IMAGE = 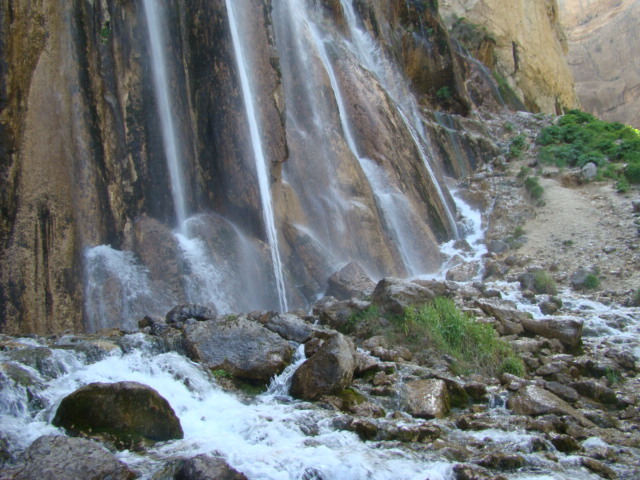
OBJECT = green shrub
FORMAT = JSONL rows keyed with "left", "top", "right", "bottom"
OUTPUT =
{"left": 524, "top": 176, "right": 544, "bottom": 200}
{"left": 499, "top": 356, "right": 525, "bottom": 377}
{"left": 436, "top": 86, "right": 452, "bottom": 100}
{"left": 508, "top": 134, "right": 528, "bottom": 159}
{"left": 403, "top": 298, "right": 523, "bottom": 376}
{"left": 537, "top": 110, "right": 640, "bottom": 183}
{"left": 513, "top": 225, "right": 526, "bottom": 238}
{"left": 532, "top": 270, "right": 557, "bottom": 295}
{"left": 583, "top": 274, "right": 600, "bottom": 290}
{"left": 517, "top": 166, "right": 532, "bottom": 180}
{"left": 624, "top": 163, "right": 640, "bottom": 184}
{"left": 632, "top": 289, "right": 640, "bottom": 306}
{"left": 345, "top": 305, "right": 381, "bottom": 334}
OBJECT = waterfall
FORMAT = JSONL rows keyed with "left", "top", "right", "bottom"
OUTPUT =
{"left": 225, "top": 0, "right": 288, "bottom": 312}
{"left": 142, "top": 0, "right": 188, "bottom": 232}
{"left": 339, "top": 0, "right": 459, "bottom": 238}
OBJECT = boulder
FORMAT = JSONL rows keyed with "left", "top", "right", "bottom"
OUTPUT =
{"left": 155, "top": 454, "right": 248, "bottom": 480}
{"left": 326, "top": 262, "right": 375, "bottom": 300}
{"left": 445, "top": 262, "right": 481, "bottom": 282}
{"left": 290, "top": 333, "right": 356, "bottom": 400}
{"left": 571, "top": 266, "right": 599, "bottom": 290}
{"left": 474, "top": 298, "right": 529, "bottom": 335}
{"left": 487, "top": 239, "right": 509, "bottom": 254}
{"left": 581, "top": 162, "right": 598, "bottom": 180}
{"left": 166, "top": 304, "right": 216, "bottom": 325}
{"left": 521, "top": 317, "right": 583, "bottom": 350}
{"left": 257, "top": 312, "right": 327, "bottom": 343}
{"left": 371, "top": 277, "right": 434, "bottom": 315}
{"left": 507, "top": 385, "right": 594, "bottom": 427}
{"left": 183, "top": 315, "right": 293, "bottom": 382}
{"left": 13, "top": 435, "right": 135, "bottom": 480}
{"left": 312, "top": 296, "right": 371, "bottom": 332}
{"left": 52, "top": 382, "right": 183, "bottom": 449}
{"left": 404, "top": 379, "right": 450, "bottom": 419}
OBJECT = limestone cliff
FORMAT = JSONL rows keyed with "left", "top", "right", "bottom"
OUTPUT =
{"left": 440, "top": 0, "right": 579, "bottom": 113}
{"left": 558, "top": 0, "right": 640, "bottom": 128}
{"left": 1, "top": 0, "right": 497, "bottom": 334}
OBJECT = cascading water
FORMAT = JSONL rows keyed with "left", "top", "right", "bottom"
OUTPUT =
{"left": 305, "top": 14, "right": 425, "bottom": 276}
{"left": 0, "top": 335, "right": 456, "bottom": 479}
{"left": 339, "top": 0, "right": 459, "bottom": 239}
{"left": 142, "top": 0, "right": 188, "bottom": 231}
{"left": 225, "top": 0, "right": 288, "bottom": 312}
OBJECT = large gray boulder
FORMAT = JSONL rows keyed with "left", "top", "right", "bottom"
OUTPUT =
{"left": 507, "top": 385, "right": 594, "bottom": 427}
{"left": 521, "top": 317, "right": 583, "bottom": 350}
{"left": 52, "top": 381, "right": 183, "bottom": 449}
{"left": 371, "top": 277, "right": 435, "bottom": 315}
{"left": 153, "top": 454, "right": 248, "bottom": 480}
{"left": 290, "top": 333, "right": 356, "bottom": 400}
{"left": 183, "top": 315, "right": 293, "bottom": 382}
{"left": 326, "top": 262, "right": 375, "bottom": 300}
{"left": 13, "top": 435, "right": 135, "bottom": 479}
{"left": 404, "top": 379, "right": 450, "bottom": 419}
{"left": 474, "top": 298, "right": 530, "bottom": 335}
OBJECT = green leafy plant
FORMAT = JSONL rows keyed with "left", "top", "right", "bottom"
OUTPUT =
{"left": 532, "top": 270, "right": 557, "bottom": 295}
{"left": 436, "top": 86, "right": 452, "bottom": 101}
{"left": 604, "top": 366, "right": 623, "bottom": 385}
{"left": 524, "top": 176, "right": 544, "bottom": 200}
{"left": 402, "top": 298, "right": 524, "bottom": 376}
{"left": 583, "top": 274, "right": 600, "bottom": 290}
{"left": 537, "top": 110, "right": 640, "bottom": 185}
{"left": 211, "top": 369, "right": 234, "bottom": 379}
{"left": 508, "top": 134, "right": 528, "bottom": 159}
{"left": 513, "top": 225, "right": 526, "bottom": 238}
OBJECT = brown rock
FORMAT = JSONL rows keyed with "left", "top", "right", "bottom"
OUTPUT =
{"left": 14, "top": 435, "right": 135, "bottom": 480}
{"left": 52, "top": 381, "right": 183, "bottom": 449}
{"left": 507, "top": 385, "right": 594, "bottom": 427}
{"left": 371, "top": 277, "right": 435, "bottom": 315}
{"left": 183, "top": 315, "right": 293, "bottom": 383}
{"left": 326, "top": 262, "right": 375, "bottom": 300}
{"left": 290, "top": 334, "right": 356, "bottom": 400}
{"left": 404, "top": 379, "right": 450, "bottom": 419}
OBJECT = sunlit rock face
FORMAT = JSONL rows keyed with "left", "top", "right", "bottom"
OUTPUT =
{"left": 440, "top": 0, "right": 579, "bottom": 113}
{"left": 558, "top": 0, "right": 640, "bottom": 128}
{"left": 0, "top": 0, "right": 495, "bottom": 334}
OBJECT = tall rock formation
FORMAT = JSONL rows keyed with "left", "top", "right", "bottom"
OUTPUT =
{"left": 440, "top": 0, "right": 579, "bottom": 113}
{"left": 1, "top": 0, "right": 495, "bottom": 334}
{"left": 558, "top": 0, "right": 640, "bottom": 128}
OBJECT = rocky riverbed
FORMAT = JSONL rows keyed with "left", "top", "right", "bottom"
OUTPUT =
{"left": 1, "top": 112, "right": 639, "bottom": 480}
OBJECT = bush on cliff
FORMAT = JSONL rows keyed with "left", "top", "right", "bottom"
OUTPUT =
{"left": 537, "top": 110, "right": 640, "bottom": 185}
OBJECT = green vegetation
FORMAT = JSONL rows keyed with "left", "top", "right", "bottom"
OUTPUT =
{"left": 524, "top": 176, "right": 544, "bottom": 200}
{"left": 583, "top": 274, "right": 600, "bottom": 290}
{"left": 604, "top": 366, "right": 623, "bottom": 385}
{"left": 348, "top": 299, "right": 525, "bottom": 377}
{"left": 508, "top": 134, "right": 528, "bottom": 159}
{"left": 211, "top": 369, "right": 234, "bottom": 379}
{"left": 513, "top": 225, "right": 526, "bottom": 238}
{"left": 537, "top": 109, "right": 640, "bottom": 186}
{"left": 532, "top": 270, "right": 558, "bottom": 295}
{"left": 402, "top": 298, "right": 524, "bottom": 377}
{"left": 436, "top": 86, "right": 452, "bottom": 101}
{"left": 632, "top": 289, "right": 640, "bottom": 306}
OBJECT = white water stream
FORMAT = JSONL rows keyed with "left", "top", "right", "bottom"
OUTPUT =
{"left": 339, "top": 0, "right": 459, "bottom": 238}
{"left": 0, "top": 337, "right": 454, "bottom": 479}
{"left": 225, "top": 0, "right": 288, "bottom": 312}
{"left": 142, "top": 0, "right": 188, "bottom": 231}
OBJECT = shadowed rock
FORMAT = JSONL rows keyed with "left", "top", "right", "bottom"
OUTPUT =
{"left": 326, "top": 262, "right": 375, "bottom": 300}
{"left": 372, "top": 277, "right": 435, "bottom": 315}
{"left": 183, "top": 315, "right": 293, "bottom": 382}
{"left": 52, "top": 381, "right": 183, "bottom": 449}
{"left": 521, "top": 317, "right": 583, "bottom": 350}
{"left": 154, "top": 454, "right": 248, "bottom": 480}
{"left": 290, "top": 333, "right": 356, "bottom": 400}
{"left": 12, "top": 435, "right": 135, "bottom": 480}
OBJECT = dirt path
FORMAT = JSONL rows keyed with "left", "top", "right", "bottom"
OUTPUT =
{"left": 517, "top": 175, "right": 640, "bottom": 296}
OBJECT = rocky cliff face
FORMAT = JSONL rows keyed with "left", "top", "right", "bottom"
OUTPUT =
{"left": 558, "top": 0, "right": 640, "bottom": 128}
{"left": 1, "top": 0, "right": 501, "bottom": 334}
{"left": 440, "top": 0, "right": 579, "bottom": 113}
